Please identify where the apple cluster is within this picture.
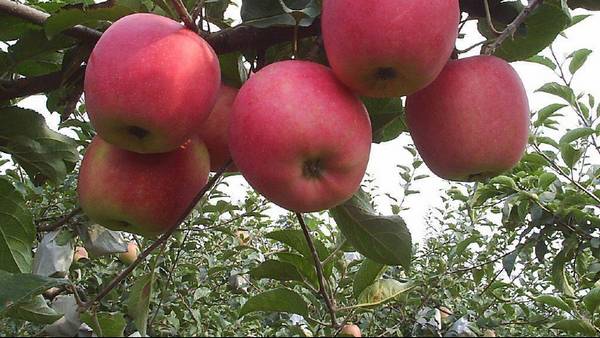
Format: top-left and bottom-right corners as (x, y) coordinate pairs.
(78, 0), (530, 238)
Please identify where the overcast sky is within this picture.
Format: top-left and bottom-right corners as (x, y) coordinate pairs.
(12, 4), (600, 242)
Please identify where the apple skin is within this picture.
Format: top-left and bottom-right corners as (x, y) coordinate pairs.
(84, 13), (221, 154)
(119, 242), (140, 265)
(78, 136), (210, 237)
(322, 0), (459, 98)
(197, 85), (239, 172)
(340, 324), (362, 337)
(406, 55), (529, 181)
(229, 60), (372, 212)
(73, 246), (89, 263)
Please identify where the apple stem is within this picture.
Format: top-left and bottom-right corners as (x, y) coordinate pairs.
(168, 0), (199, 33)
(482, 0), (544, 55)
(78, 160), (233, 312)
(296, 212), (339, 328)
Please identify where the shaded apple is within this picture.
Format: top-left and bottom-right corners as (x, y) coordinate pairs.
(119, 241), (140, 265)
(78, 136), (210, 237)
(197, 84), (239, 171)
(322, 0), (459, 98)
(84, 13), (220, 154)
(406, 55), (529, 181)
(229, 60), (372, 212)
(340, 324), (362, 337)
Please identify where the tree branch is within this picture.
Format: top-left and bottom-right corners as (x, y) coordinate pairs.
(79, 160), (232, 311)
(37, 207), (82, 232)
(482, 0), (544, 55)
(296, 212), (338, 328)
(0, 67), (85, 101)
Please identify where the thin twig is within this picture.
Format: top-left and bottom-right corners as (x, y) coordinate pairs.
(168, 0), (198, 33)
(483, 0), (502, 34)
(482, 0), (544, 55)
(79, 160), (232, 311)
(296, 212), (338, 328)
(37, 207), (82, 232)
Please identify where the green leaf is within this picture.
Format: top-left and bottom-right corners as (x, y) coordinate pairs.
(265, 230), (331, 275)
(552, 319), (597, 336)
(559, 127), (595, 145)
(362, 97), (406, 143)
(44, 5), (136, 39)
(330, 189), (412, 269)
(249, 260), (304, 282)
(353, 259), (386, 298)
(489, 175), (518, 191)
(7, 30), (75, 67)
(534, 103), (567, 128)
(551, 238), (576, 297)
(534, 295), (572, 312)
(568, 48), (592, 74)
(560, 143), (583, 168)
(81, 312), (126, 337)
(0, 177), (35, 273)
(568, 0), (600, 11)
(240, 0), (319, 28)
(127, 274), (154, 336)
(0, 271), (69, 315)
(583, 288), (600, 314)
(480, 0), (571, 61)
(524, 55), (557, 70)
(0, 107), (79, 185)
(450, 235), (480, 260)
(219, 52), (248, 88)
(276, 252), (318, 287)
(239, 288), (308, 317)
(5, 295), (63, 324)
(0, 14), (40, 41)
(538, 172), (557, 190)
(536, 82), (577, 105)
(357, 279), (413, 307)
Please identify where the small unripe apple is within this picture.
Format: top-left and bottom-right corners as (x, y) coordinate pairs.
(229, 60), (372, 212)
(439, 306), (452, 324)
(340, 324), (362, 337)
(84, 13), (220, 154)
(234, 230), (251, 246)
(483, 329), (497, 337)
(406, 55), (529, 181)
(322, 0), (459, 97)
(73, 246), (89, 263)
(197, 85), (239, 171)
(119, 242), (140, 265)
(78, 136), (210, 237)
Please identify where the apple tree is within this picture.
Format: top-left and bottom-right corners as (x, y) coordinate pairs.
(0, 0), (600, 336)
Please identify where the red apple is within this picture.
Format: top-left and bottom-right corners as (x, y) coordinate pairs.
(197, 85), (239, 171)
(340, 324), (362, 337)
(406, 55), (529, 181)
(322, 0), (459, 98)
(229, 60), (372, 212)
(78, 136), (210, 237)
(118, 242), (140, 265)
(84, 13), (220, 154)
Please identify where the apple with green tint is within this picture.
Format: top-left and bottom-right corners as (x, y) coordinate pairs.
(78, 136), (210, 237)
(406, 55), (529, 181)
(229, 60), (372, 212)
(84, 13), (220, 154)
(322, 0), (460, 98)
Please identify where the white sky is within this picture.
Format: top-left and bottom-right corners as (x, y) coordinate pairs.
(12, 5), (600, 242)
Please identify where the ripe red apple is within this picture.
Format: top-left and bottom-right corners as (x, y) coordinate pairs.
(119, 242), (140, 265)
(406, 55), (529, 181)
(197, 85), (238, 171)
(229, 60), (372, 212)
(78, 136), (210, 237)
(322, 0), (459, 98)
(84, 13), (220, 154)
(340, 324), (362, 337)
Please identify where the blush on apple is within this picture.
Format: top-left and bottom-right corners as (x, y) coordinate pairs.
(84, 13), (221, 154)
(322, 0), (460, 98)
(229, 60), (372, 212)
(78, 136), (210, 237)
(406, 55), (530, 181)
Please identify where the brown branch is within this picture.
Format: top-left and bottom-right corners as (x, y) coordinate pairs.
(79, 160), (232, 311)
(0, 67), (85, 101)
(168, 0), (198, 33)
(482, 0), (544, 55)
(37, 207), (82, 232)
(0, 0), (102, 41)
(296, 212), (338, 328)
